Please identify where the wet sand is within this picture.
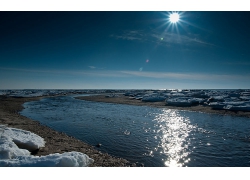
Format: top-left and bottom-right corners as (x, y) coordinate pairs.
(77, 95), (250, 118)
(0, 95), (131, 167)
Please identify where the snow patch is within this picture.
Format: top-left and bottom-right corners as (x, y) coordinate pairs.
(0, 126), (94, 167)
(4, 127), (45, 151)
(0, 135), (30, 159)
(0, 151), (94, 167)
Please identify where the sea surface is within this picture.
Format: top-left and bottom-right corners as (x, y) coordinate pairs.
(20, 95), (250, 167)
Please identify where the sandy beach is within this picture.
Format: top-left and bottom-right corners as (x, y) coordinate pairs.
(0, 95), (131, 167)
(77, 94), (250, 118)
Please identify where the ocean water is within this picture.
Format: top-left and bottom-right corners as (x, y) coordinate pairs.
(20, 95), (250, 167)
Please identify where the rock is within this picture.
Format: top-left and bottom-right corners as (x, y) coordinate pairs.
(96, 143), (102, 147)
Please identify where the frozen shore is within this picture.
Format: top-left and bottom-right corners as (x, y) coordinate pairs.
(0, 95), (130, 167)
(77, 95), (250, 118)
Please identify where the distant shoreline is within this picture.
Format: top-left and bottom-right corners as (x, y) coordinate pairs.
(77, 94), (250, 118)
(0, 95), (131, 167)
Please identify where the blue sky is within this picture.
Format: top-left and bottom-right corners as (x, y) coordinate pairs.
(1, 11), (250, 89)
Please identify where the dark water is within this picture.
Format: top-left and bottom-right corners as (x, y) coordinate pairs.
(20, 95), (250, 167)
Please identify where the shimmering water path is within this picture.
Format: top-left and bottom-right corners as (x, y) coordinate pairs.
(20, 95), (250, 167)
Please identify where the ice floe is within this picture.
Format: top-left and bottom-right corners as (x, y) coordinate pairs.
(0, 126), (94, 167)
(141, 96), (166, 102)
(122, 89), (250, 111)
(208, 101), (250, 111)
(224, 105), (250, 112)
(1, 89), (250, 112)
(166, 97), (205, 107)
(208, 102), (225, 110)
(0, 89), (87, 98)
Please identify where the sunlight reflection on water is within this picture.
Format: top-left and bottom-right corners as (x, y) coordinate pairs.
(154, 109), (195, 167)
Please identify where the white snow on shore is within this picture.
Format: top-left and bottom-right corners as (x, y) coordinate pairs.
(0, 135), (31, 159)
(4, 127), (45, 151)
(0, 151), (94, 167)
(0, 126), (94, 167)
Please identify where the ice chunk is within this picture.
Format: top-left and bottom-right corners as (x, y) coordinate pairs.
(189, 92), (209, 98)
(240, 96), (250, 101)
(189, 98), (206, 104)
(228, 93), (240, 98)
(166, 97), (204, 107)
(166, 98), (192, 107)
(135, 96), (143, 100)
(170, 92), (185, 97)
(224, 101), (246, 105)
(4, 127), (45, 151)
(0, 151), (94, 167)
(0, 91), (6, 96)
(224, 105), (250, 112)
(241, 92), (250, 96)
(208, 101), (250, 112)
(208, 102), (225, 110)
(207, 96), (226, 103)
(0, 136), (31, 159)
(0, 126), (94, 167)
(141, 96), (166, 102)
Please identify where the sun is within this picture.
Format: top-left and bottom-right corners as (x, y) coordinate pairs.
(169, 13), (180, 23)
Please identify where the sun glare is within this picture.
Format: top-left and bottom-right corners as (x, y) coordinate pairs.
(169, 13), (180, 23)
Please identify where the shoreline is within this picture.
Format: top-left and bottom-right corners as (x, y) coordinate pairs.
(0, 95), (131, 167)
(77, 95), (250, 118)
